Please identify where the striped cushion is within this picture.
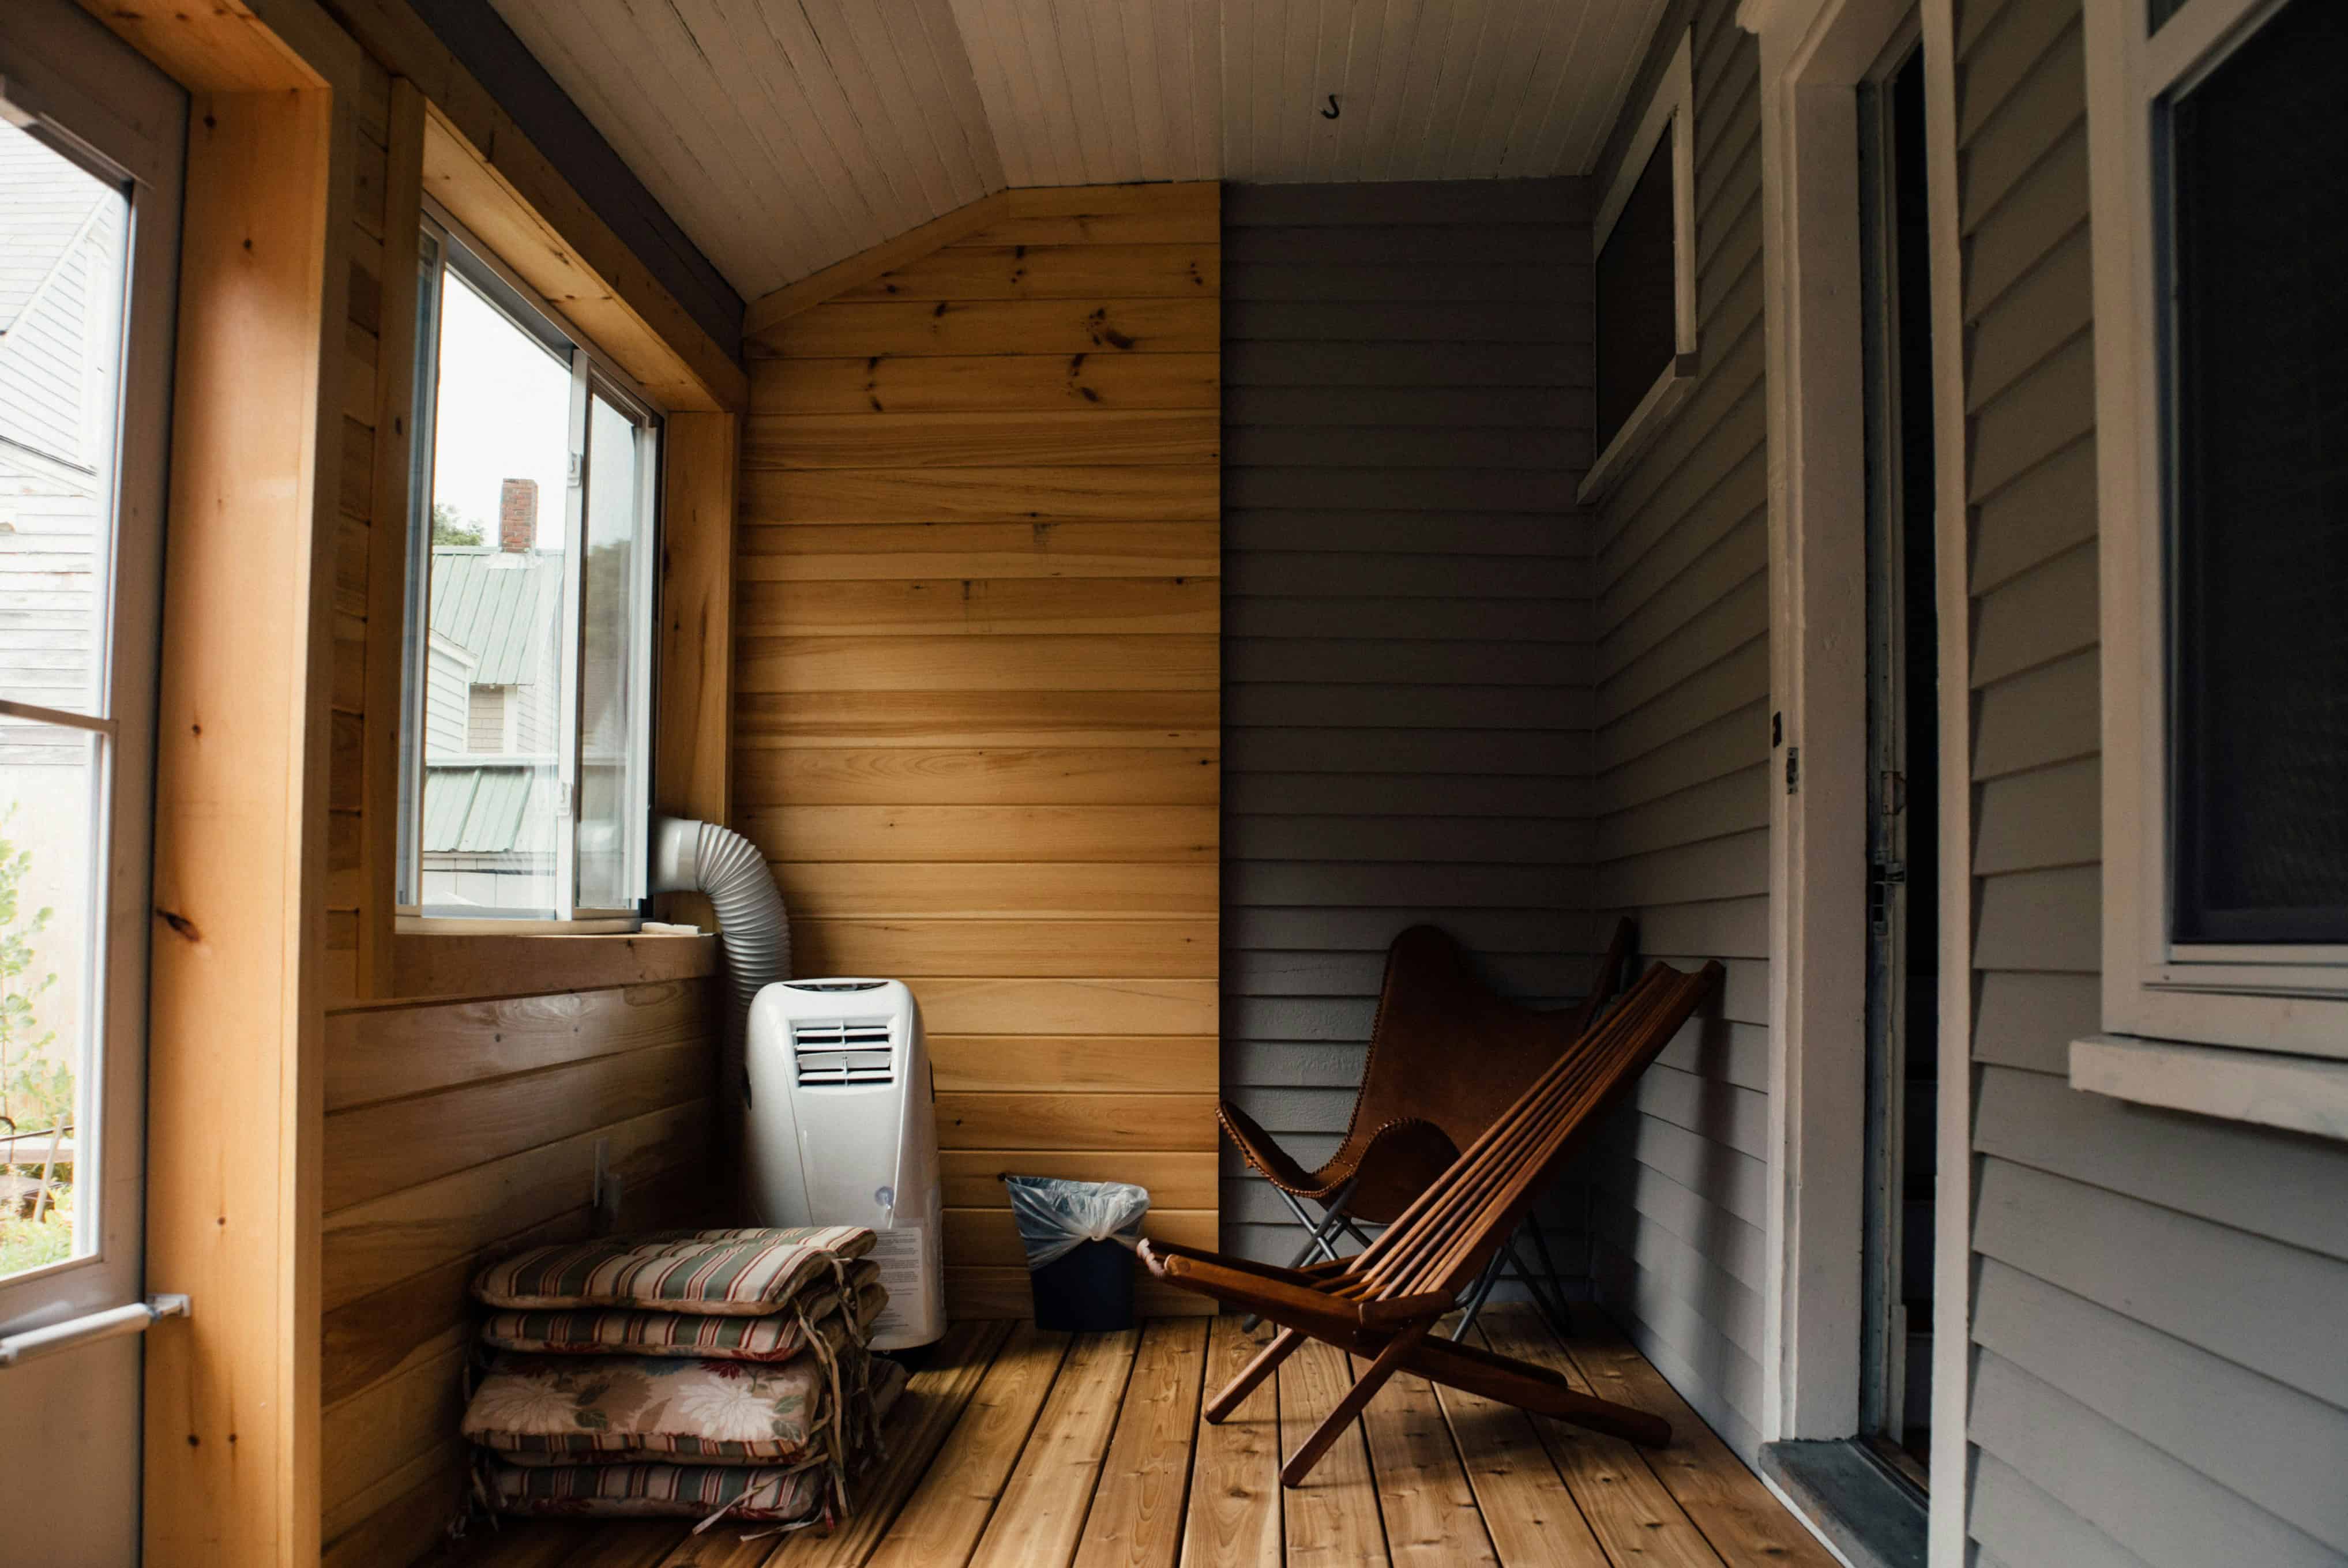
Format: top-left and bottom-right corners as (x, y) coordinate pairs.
(479, 1455), (830, 1522)
(479, 1268), (884, 1362)
(472, 1227), (874, 1317)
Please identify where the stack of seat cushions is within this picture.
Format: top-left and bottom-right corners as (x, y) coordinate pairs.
(461, 1227), (909, 1528)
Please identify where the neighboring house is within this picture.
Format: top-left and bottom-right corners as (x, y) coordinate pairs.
(414, 508), (566, 910)
(0, 121), (121, 749)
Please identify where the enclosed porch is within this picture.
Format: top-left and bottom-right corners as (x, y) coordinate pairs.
(429, 1308), (1830, 1568)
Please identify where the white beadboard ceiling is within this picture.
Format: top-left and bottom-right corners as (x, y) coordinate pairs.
(486, 0), (1674, 300)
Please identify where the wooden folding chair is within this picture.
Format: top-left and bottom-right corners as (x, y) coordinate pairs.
(1141, 957), (1721, 1488)
(1216, 918), (1637, 1332)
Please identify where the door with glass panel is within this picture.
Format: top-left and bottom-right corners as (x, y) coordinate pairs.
(0, 0), (181, 1559)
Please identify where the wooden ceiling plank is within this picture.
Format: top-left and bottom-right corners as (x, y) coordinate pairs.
(1020, 0), (1091, 187)
(1051, 0), (1122, 187)
(912, 0), (1010, 193)
(1181, 0), (1222, 179)
(1118, 0), (1171, 183)
(1275, 0), (1322, 180)
(661, 0), (876, 277)
(1496, 0), (1596, 179)
(803, 0), (954, 221)
(881, 0), (994, 204)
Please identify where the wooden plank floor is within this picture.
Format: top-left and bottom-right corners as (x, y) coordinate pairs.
(427, 1306), (1835, 1568)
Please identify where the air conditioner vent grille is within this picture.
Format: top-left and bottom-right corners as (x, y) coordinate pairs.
(790, 1017), (896, 1086)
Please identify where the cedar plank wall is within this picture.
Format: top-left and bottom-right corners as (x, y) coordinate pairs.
(1584, 0), (1775, 1458)
(739, 183), (1223, 1318)
(308, 39), (732, 1568)
(1216, 179), (1602, 1277)
(317, 972), (723, 1568)
(1954, 1), (2348, 1563)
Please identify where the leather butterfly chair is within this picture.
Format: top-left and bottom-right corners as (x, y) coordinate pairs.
(1216, 918), (1636, 1337)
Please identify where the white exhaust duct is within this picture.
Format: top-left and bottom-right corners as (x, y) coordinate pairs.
(649, 815), (791, 1108)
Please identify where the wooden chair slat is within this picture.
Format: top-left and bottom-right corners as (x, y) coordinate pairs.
(1140, 956), (1722, 1487)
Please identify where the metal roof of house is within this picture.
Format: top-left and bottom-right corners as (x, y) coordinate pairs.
(429, 547), (564, 685)
(420, 762), (559, 856)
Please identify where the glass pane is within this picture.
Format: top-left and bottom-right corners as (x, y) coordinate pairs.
(417, 270), (572, 918)
(0, 725), (99, 1280)
(577, 393), (647, 911)
(1, 120), (129, 1283)
(2167, 0), (2348, 942)
(0, 121), (128, 719)
(1596, 129), (1677, 454)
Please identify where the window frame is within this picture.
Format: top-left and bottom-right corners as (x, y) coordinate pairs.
(2084, 0), (2348, 1065)
(1579, 25), (1699, 503)
(397, 198), (663, 928)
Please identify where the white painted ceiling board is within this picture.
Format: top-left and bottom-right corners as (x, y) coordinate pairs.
(483, 0), (1669, 302)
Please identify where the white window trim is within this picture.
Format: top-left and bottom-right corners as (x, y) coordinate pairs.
(2081, 0), (2348, 1091)
(1577, 26), (1699, 503)
(400, 198), (664, 929)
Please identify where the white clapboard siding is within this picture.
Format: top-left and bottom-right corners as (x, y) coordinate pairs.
(1219, 176), (1598, 1280)
(1954, 1), (2348, 1562)
(1578, 0), (1775, 1461)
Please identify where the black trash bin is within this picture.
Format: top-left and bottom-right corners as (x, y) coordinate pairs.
(1001, 1175), (1150, 1333)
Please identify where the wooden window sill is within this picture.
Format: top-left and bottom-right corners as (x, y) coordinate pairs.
(2069, 1033), (2348, 1143)
(390, 928), (719, 1002)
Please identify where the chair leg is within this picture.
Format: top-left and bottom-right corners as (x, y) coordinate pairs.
(1280, 1318), (1434, 1488)
(1244, 1180), (1359, 1333)
(1451, 1250), (1507, 1341)
(1205, 1326), (1303, 1424)
(1396, 1331), (1671, 1449)
(1515, 1220), (1578, 1341)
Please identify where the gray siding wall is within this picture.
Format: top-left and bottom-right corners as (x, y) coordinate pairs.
(1956, 1), (2348, 1562)
(1582, 0), (1773, 1461)
(1218, 178), (1601, 1277)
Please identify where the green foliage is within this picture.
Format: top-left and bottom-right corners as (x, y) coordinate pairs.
(0, 813), (62, 1141)
(433, 500), (486, 547)
(0, 1185), (72, 1276)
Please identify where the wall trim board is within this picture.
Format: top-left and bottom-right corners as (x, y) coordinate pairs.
(388, 0), (740, 355)
(309, 0), (744, 412)
(115, 33), (356, 1566)
(356, 75), (424, 1000)
(418, 106), (742, 412)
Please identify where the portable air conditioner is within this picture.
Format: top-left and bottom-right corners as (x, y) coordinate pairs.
(745, 979), (946, 1350)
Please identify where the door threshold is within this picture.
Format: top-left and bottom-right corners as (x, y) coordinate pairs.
(1757, 1438), (1927, 1568)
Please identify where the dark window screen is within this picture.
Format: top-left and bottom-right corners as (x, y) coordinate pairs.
(1595, 133), (1677, 453)
(2170, 0), (2348, 942)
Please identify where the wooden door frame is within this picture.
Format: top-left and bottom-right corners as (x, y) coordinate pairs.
(69, 2), (363, 1563)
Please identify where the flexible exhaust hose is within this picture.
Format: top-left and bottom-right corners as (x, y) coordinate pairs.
(649, 816), (790, 1111)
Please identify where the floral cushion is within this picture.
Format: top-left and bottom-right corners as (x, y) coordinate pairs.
(479, 1264), (884, 1361)
(476, 1361), (908, 1524)
(464, 1336), (854, 1465)
(472, 1227), (874, 1317)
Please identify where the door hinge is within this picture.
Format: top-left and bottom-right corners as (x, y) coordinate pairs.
(1785, 746), (1800, 794)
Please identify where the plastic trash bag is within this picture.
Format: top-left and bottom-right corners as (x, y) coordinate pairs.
(1000, 1175), (1151, 1270)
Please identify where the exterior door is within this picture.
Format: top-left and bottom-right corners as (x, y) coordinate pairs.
(0, 1), (181, 1559)
(1857, 36), (1938, 1485)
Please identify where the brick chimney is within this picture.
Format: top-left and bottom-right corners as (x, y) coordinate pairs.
(498, 478), (539, 553)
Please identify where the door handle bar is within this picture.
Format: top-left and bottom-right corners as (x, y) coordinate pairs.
(0, 1293), (189, 1370)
